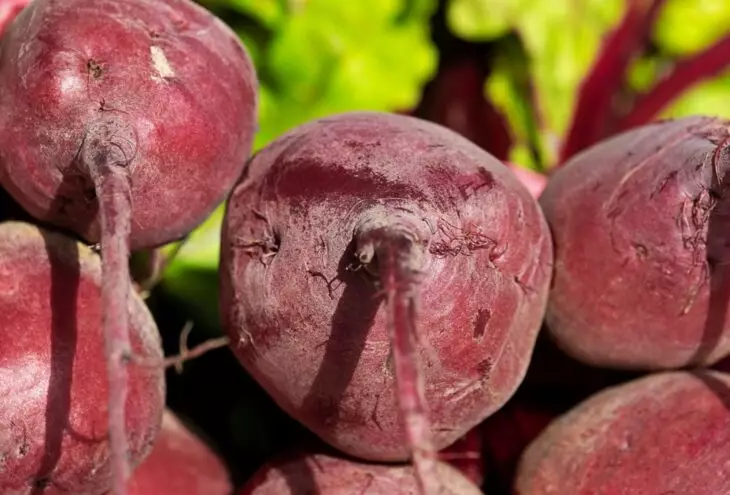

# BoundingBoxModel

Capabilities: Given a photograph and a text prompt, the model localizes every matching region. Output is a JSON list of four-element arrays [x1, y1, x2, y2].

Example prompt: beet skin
[[515, 370, 730, 494], [239, 453, 483, 495], [220, 112, 553, 462], [0, 222, 164, 495], [541, 116, 730, 369], [122, 411, 231, 495], [0, 0, 258, 249]]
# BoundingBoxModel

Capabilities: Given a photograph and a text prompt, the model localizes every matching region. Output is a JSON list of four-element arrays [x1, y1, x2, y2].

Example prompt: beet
[[239, 453, 483, 495], [0, 0, 257, 248], [0, 221, 164, 495], [0, 1, 257, 489], [540, 116, 730, 369], [220, 111, 552, 489], [515, 370, 730, 494], [122, 411, 231, 495]]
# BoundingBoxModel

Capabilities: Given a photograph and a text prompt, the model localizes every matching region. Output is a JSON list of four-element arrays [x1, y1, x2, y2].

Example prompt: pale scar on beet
[[220, 111, 553, 493]]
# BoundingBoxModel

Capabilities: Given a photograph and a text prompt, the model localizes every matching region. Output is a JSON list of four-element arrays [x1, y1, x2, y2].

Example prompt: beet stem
[[85, 120, 137, 495], [617, 34, 730, 131], [366, 229, 440, 495], [558, 0, 666, 163]]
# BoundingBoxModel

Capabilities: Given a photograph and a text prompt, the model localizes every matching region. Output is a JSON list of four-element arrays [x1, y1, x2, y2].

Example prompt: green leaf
[[661, 69, 730, 120], [654, 0, 730, 56], [450, 0, 623, 165], [256, 0, 438, 152], [198, 0, 287, 27], [446, 0, 515, 41], [516, 0, 623, 139]]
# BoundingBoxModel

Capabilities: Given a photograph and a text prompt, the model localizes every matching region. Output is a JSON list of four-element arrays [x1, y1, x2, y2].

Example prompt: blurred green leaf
[[256, 0, 438, 149], [199, 0, 287, 27], [661, 70, 730, 120], [520, 0, 623, 139], [449, 0, 623, 166], [626, 55, 669, 92], [654, 0, 730, 56], [628, 1, 730, 121], [446, 0, 515, 41]]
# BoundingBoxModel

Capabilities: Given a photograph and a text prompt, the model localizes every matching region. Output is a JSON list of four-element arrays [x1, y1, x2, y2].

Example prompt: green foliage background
[[163, 0, 730, 329]]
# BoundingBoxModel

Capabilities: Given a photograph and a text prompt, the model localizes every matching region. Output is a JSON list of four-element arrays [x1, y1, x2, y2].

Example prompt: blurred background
[[130, 0, 730, 490]]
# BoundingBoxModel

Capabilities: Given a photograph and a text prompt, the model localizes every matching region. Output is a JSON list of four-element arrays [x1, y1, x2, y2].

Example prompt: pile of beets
[[2, 0, 730, 494]]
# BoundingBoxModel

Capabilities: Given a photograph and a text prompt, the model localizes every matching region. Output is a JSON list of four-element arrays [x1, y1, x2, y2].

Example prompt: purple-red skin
[[0, 0, 27, 38], [220, 111, 553, 461], [120, 411, 231, 495], [0, 0, 258, 249], [238, 453, 483, 495], [514, 370, 730, 494], [0, 2, 256, 489], [540, 115, 730, 369], [0, 221, 164, 495]]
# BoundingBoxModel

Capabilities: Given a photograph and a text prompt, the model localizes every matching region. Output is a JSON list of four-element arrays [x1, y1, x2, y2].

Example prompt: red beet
[[0, 0, 257, 248], [220, 111, 552, 490], [540, 116, 730, 369], [0, 1, 257, 489], [0, 221, 164, 495], [515, 370, 730, 495], [122, 411, 231, 495], [239, 453, 483, 495]]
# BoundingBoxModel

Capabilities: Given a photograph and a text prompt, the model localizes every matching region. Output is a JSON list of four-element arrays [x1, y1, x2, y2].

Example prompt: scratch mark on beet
[[455, 168, 494, 200], [651, 170, 678, 198], [473, 309, 491, 339], [430, 219, 496, 258]]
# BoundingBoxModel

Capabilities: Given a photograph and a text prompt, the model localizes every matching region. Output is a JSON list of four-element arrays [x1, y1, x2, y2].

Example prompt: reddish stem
[[558, 0, 667, 163], [84, 118, 138, 495], [617, 35, 730, 131], [357, 227, 439, 494]]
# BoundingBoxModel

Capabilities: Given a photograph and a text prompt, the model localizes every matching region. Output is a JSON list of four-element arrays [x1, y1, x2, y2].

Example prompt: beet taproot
[[0, 1, 257, 489], [239, 453, 483, 495], [515, 370, 730, 494], [0, 221, 164, 495], [540, 115, 730, 369], [220, 111, 552, 490]]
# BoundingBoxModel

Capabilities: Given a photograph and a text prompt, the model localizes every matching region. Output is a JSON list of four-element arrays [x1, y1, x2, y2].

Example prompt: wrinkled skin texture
[[541, 116, 730, 369], [515, 370, 730, 495], [220, 112, 553, 460], [0, 0, 257, 249], [238, 453, 483, 495], [0, 222, 164, 495], [119, 411, 231, 495]]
